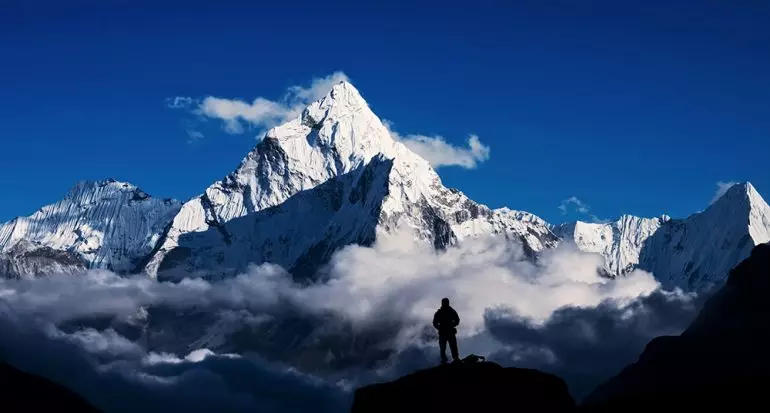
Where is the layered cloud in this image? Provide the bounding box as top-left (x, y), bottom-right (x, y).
top-left (484, 288), bottom-right (703, 397)
top-left (0, 304), bottom-right (349, 413)
top-left (0, 231), bottom-right (704, 408)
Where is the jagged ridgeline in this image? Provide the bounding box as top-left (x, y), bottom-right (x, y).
top-left (1, 82), bottom-right (769, 288)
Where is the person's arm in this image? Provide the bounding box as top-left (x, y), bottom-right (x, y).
top-left (452, 308), bottom-right (460, 327)
top-left (432, 311), bottom-right (440, 330)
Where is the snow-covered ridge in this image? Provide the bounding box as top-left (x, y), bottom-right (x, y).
top-left (2, 81), bottom-right (769, 290)
top-left (553, 214), bottom-right (668, 276)
top-left (638, 182), bottom-right (770, 290)
top-left (0, 179), bottom-right (181, 274)
top-left (143, 81), bottom-right (557, 278)
top-left (556, 182), bottom-right (770, 290)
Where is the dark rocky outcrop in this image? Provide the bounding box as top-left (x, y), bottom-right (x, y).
top-left (0, 361), bottom-right (101, 412)
top-left (584, 242), bottom-right (770, 409)
top-left (351, 361), bottom-right (576, 413)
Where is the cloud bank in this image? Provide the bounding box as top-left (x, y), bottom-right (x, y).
top-left (0, 303), bottom-right (349, 413)
top-left (0, 231), bottom-right (704, 408)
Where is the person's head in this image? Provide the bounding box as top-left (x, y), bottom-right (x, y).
top-left (441, 297), bottom-right (449, 307)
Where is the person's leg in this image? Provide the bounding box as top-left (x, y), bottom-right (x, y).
top-left (439, 335), bottom-right (448, 363)
top-left (449, 334), bottom-right (459, 361)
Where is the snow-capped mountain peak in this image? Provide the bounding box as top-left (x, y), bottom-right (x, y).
top-left (5, 82), bottom-right (766, 292)
top-left (302, 80), bottom-right (370, 122)
top-left (553, 181), bottom-right (770, 290)
top-left (143, 81), bottom-right (557, 278)
top-left (638, 181), bottom-right (770, 290)
top-left (553, 214), bottom-right (666, 276)
top-left (0, 179), bottom-right (181, 275)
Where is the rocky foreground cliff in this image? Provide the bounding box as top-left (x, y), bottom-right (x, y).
top-left (351, 361), bottom-right (575, 413)
top-left (584, 242), bottom-right (770, 408)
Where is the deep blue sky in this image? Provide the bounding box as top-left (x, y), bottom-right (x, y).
top-left (2, 0), bottom-right (769, 224)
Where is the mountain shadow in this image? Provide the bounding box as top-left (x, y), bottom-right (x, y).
top-left (585, 242), bottom-right (770, 409)
top-left (351, 361), bottom-right (576, 413)
top-left (156, 155), bottom-right (396, 282)
top-left (0, 360), bottom-right (101, 413)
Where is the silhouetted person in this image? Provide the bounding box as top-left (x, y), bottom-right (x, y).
top-left (433, 297), bottom-right (460, 364)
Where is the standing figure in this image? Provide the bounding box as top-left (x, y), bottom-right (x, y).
top-left (433, 297), bottom-right (460, 364)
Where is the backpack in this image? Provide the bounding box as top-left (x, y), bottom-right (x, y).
top-left (462, 354), bottom-right (486, 363)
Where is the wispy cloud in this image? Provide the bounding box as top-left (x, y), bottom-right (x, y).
top-left (186, 129), bottom-right (204, 143)
top-left (165, 96), bottom-right (195, 109)
top-left (384, 120), bottom-right (491, 169)
top-left (166, 72), bottom-right (349, 140)
top-left (166, 74), bottom-right (491, 168)
top-left (709, 180), bottom-right (738, 205)
top-left (558, 196), bottom-right (606, 223)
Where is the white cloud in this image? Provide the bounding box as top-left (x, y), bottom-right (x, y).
top-left (166, 73), bottom-right (491, 169)
top-left (558, 196), bottom-right (589, 214)
top-left (168, 72), bottom-right (349, 138)
top-left (383, 120), bottom-right (491, 169)
top-left (400, 134), bottom-right (490, 169)
top-left (165, 96), bottom-right (195, 109)
top-left (186, 130), bottom-right (204, 142)
top-left (197, 96), bottom-right (292, 134)
top-left (709, 181), bottom-right (738, 205)
top-left (286, 72), bottom-right (351, 103)
top-left (558, 196), bottom-right (606, 223)
top-left (0, 230), bottom-right (702, 404)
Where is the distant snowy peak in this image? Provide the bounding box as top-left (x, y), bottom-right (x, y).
top-left (0, 179), bottom-right (181, 276)
top-left (13, 81), bottom-right (766, 290)
top-left (641, 181), bottom-right (770, 290)
top-left (557, 182), bottom-right (770, 290)
top-left (145, 81), bottom-right (557, 278)
top-left (731, 182), bottom-right (770, 243)
top-left (554, 214), bottom-right (667, 276)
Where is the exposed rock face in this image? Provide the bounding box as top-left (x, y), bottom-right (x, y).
top-left (0, 361), bottom-right (101, 413)
top-left (0, 240), bottom-right (86, 279)
top-left (351, 361), bottom-right (576, 413)
top-left (585, 242), bottom-right (770, 408)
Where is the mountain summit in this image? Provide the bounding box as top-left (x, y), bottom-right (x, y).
top-left (144, 81), bottom-right (557, 278)
top-left (639, 182), bottom-right (770, 289)
top-left (556, 181), bottom-right (770, 290)
top-left (1, 82), bottom-right (769, 289)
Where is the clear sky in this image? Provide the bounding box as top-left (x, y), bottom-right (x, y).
top-left (2, 0), bottom-right (768, 224)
